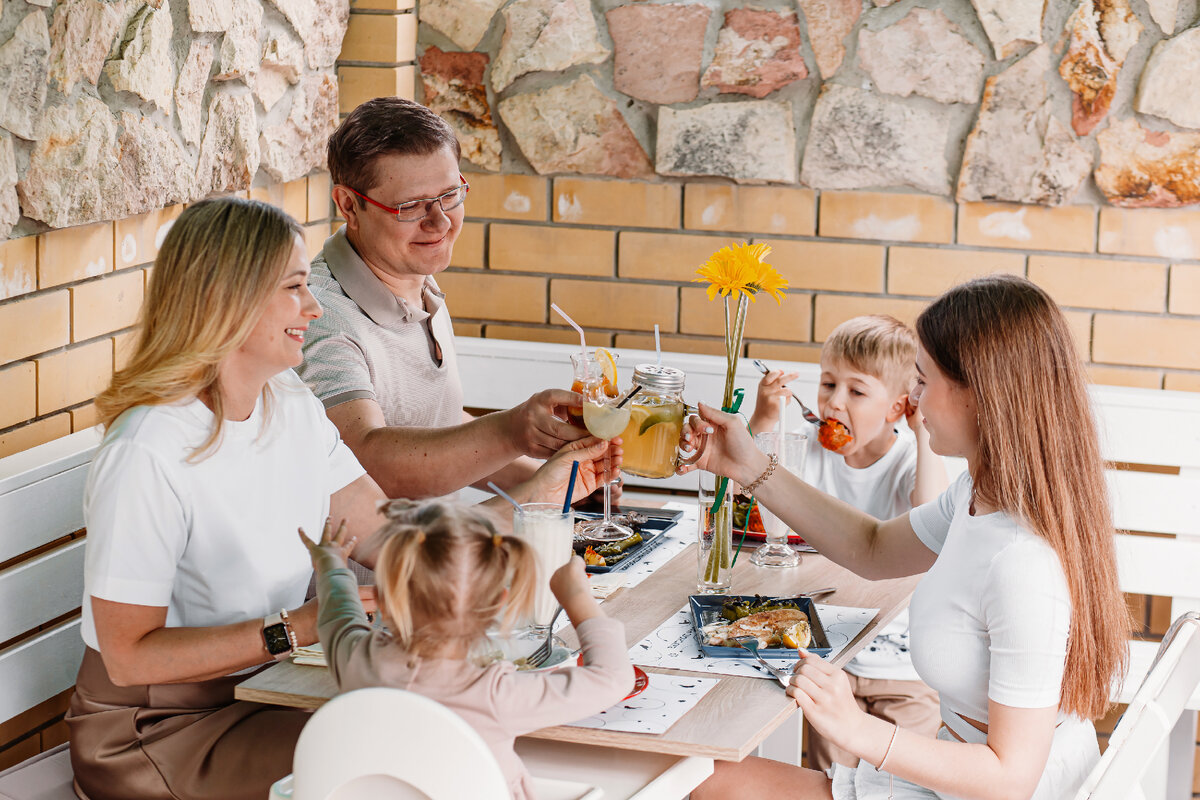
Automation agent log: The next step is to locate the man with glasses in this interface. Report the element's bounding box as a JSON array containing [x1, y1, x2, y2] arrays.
[[297, 97, 588, 500]]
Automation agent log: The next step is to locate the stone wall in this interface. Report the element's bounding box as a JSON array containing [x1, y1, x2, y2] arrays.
[[421, 0, 1200, 397], [0, 0, 366, 465]]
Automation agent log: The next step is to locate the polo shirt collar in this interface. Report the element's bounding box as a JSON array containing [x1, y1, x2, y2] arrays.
[[323, 226, 446, 325]]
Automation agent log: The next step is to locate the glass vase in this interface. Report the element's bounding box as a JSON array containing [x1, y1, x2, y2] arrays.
[[697, 470, 734, 593]]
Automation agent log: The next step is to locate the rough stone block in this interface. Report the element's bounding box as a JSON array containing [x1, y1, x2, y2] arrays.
[[115, 112, 196, 218], [969, 0, 1044, 59], [1095, 117, 1200, 208], [0, 134, 16, 240], [491, 0, 608, 92], [264, 0, 349, 70], [1059, 0, 1141, 136], [796, 0, 860, 78], [261, 73, 339, 183], [500, 76, 653, 179], [701, 7, 807, 98], [175, 41, 215, 147], [801, 84, 952, 195], [420, 47, 500, 173], [683, 184, 815, 236], [196, 92, 260, 196], [0, 11, 50, 140], [608, 3, 709, 104], [48, 0, 127, 96], [419, 0, 504, 50], [1145, 0, 1181, 34], [213, 0, 262, 81], [857, 8, 984, 105], [658, 100, 797, 184], [189, 0, 232, 32], [105, 0, 174, 113], [1135, 27, 1200, 131], [957, 46, 1092, 207]]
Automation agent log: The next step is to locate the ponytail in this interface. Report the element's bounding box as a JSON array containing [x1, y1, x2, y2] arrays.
[[375, 528, 426, 646]]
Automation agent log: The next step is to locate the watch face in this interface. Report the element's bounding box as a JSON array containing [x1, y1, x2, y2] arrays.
[[263, 623, 291, 655]]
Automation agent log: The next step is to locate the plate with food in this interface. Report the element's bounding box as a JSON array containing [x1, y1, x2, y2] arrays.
[[689, 594, 832, 658], [731, 496, 810, 545], [573, 507, 683, 573], [574, 655, 650, 700]]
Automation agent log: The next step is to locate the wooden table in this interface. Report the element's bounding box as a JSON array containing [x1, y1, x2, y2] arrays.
[[237, 542, 918, 762]]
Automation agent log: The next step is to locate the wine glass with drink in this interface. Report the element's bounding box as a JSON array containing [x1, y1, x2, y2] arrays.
[[580, 379, 632, 542]]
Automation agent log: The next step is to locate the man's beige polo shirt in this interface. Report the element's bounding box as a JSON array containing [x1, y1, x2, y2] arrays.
[[297, 227, 464, 429]]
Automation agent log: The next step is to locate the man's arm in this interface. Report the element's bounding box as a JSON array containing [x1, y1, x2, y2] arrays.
[[327, 391, 585, 499]]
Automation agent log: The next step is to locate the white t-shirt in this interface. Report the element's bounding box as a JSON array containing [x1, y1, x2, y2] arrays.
[[81, 370, 366, 660], [908, 473, 1095, 799], [801, 428, 919, 680]]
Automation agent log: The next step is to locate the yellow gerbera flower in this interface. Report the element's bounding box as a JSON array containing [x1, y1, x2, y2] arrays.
[[693, 242, 788, 303]]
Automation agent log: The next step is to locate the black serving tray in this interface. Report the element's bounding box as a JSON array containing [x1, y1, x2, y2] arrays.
[[688, 594, 833, 658], [573, 506, 684, 574]]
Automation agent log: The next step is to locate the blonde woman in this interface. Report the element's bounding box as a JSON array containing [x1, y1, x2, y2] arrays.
[[687, 275, 1128, 800], [66, 197, 611, 800]]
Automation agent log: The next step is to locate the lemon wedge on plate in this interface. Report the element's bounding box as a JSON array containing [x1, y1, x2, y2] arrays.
[[594, 347, 619, 396], [781, 620, 812, 650]]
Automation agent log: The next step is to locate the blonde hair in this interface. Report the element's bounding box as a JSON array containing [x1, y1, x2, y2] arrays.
[[917, 275, 1129, 719], [373, 500, 537, 655], [822, 315, 918, 396], [95, 197, 303, 459]]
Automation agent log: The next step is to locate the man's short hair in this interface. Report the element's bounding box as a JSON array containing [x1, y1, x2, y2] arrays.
[[327, 97, 462, 199], [822, 315, 918, 396]]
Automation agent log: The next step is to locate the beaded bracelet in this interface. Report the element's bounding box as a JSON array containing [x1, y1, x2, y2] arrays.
[[279, 608, 299, 654], [742, 454, 778, 496]]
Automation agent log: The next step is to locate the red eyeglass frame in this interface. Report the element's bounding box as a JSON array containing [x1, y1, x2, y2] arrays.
[[344, 174, 470, 220]]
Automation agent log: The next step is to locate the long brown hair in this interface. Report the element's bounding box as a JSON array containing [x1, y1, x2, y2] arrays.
[[95, 197, 303, 459], [916, 275, 1128, 719], [373, 500, 537, 656]]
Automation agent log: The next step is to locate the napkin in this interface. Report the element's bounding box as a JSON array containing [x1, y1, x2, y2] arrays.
[[291, 644, 327, 667]]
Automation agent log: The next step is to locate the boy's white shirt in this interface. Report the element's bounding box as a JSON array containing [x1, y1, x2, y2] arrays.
[[797, 425, 923, 681]]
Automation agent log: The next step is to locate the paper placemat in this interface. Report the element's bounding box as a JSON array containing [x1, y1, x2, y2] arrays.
[[565, 673, 719, 735], [606, 502, 696, 589], [629, 604, 879, 680]]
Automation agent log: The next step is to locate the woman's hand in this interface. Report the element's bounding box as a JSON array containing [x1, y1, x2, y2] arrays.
[[298, 517, 357, 575], [787, 653, 874, 757], [677, 402, 765, 486], [523, 436, 620, 505]]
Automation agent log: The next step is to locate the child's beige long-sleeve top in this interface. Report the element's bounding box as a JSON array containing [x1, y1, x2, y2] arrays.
[[316, 564, 634, 800]]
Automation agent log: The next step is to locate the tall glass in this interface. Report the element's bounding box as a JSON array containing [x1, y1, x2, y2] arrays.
[[512, 502, 574, 634], [568, 351, 616, 428], [749, 431, 808, 568], [580, 381, 632, 541], [618, 365, 687, 479]]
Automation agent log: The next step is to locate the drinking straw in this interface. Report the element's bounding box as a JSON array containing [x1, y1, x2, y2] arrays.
[[551, 303, 589, 377], [778, 397, 789, 473], [487, 482, 524, 514], [616, 385, 642, 409], [654, 324, 662, 367], [562, 461, 580, 514]]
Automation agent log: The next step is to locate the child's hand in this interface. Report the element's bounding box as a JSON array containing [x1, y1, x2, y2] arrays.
[[298, 518, 357, 574], [903, 396, 927, 437], [550, 556, 591, 605], [750, 370, 799, 432]]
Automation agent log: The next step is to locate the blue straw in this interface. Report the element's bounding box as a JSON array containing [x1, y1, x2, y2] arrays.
[[562, 460, 580, 514], [487, 482, 524, 514]]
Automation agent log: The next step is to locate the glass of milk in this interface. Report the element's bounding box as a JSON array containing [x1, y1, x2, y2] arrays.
[[513, 502, 575, 634]]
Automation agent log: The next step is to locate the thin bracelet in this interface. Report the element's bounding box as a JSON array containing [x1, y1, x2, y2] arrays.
[[876, 723, 899, 771], [742, 454, 778, 496], [278, 608, 298, 654]]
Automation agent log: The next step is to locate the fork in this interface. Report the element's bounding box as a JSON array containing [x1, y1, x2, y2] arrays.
[[751, 359, 822, 427], [525, 606, 565, 669], [732, 636, 792, 688]]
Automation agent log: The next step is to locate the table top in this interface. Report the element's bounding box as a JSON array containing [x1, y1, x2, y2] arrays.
[[236, 542, 918, 761]]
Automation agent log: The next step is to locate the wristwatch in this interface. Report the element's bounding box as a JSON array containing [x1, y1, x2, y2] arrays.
[[262, 611, 295, 658]]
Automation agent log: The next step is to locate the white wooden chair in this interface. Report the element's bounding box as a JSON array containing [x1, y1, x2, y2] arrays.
[[1075, 612, 1200, 800], [268, 687, 712, 800]]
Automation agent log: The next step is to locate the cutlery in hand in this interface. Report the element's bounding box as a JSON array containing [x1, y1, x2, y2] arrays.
[[732, 636, 792, 688], [525, 606, 565, 669], [751, 359, 822, 427]]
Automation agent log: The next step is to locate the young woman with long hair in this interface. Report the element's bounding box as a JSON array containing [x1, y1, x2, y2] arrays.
[[67, 197, 611, 800], [687, 275, 1128, 800]]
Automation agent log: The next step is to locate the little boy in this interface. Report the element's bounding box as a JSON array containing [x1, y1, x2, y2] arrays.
[[748, 314, 947, 772]]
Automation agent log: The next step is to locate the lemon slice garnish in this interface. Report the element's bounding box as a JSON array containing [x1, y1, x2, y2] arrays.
[[637, 407, 677, 435], [594, 348, 618, 395], [781, 620, 811, 649]]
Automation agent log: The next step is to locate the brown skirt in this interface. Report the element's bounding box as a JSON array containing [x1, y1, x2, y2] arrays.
[[66, 648, 309, 800]]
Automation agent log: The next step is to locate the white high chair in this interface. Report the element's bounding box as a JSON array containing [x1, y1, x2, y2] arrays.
[[267, 687, 601, 800], [1075, 612, 1200, 800]]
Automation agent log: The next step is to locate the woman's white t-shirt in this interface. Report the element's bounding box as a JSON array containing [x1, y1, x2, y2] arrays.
[[81, 370, 366, 657]]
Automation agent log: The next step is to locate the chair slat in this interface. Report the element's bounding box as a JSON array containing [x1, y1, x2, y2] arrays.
[[0, 619, 83, 724], [1109, 471, 1200, 537], [0, 540, 85, 643]]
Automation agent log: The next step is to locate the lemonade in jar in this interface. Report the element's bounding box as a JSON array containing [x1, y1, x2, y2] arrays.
[[620, 365, 687, 479]]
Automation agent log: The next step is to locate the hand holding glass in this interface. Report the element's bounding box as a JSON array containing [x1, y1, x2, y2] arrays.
[[580, 384, 631, 541]]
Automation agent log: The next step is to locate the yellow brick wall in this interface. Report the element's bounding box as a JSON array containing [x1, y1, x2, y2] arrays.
[[447, 175, 1200, 392], [0, 176, 336, 460]]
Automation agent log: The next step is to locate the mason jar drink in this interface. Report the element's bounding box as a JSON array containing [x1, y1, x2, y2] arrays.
[[619, 364, 687, 479]]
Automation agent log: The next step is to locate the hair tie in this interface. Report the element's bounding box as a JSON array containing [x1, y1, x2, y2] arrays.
[[493, 533, 503, 548]]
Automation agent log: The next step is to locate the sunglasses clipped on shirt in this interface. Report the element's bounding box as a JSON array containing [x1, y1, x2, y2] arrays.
[[344, 175, 470, 222]]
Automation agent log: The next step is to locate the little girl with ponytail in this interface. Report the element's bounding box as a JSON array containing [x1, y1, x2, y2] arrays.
[[300, 500, 633, 800]]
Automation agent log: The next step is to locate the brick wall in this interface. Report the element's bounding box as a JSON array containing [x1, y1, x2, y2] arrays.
[[444, 174, 1200, 395]]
